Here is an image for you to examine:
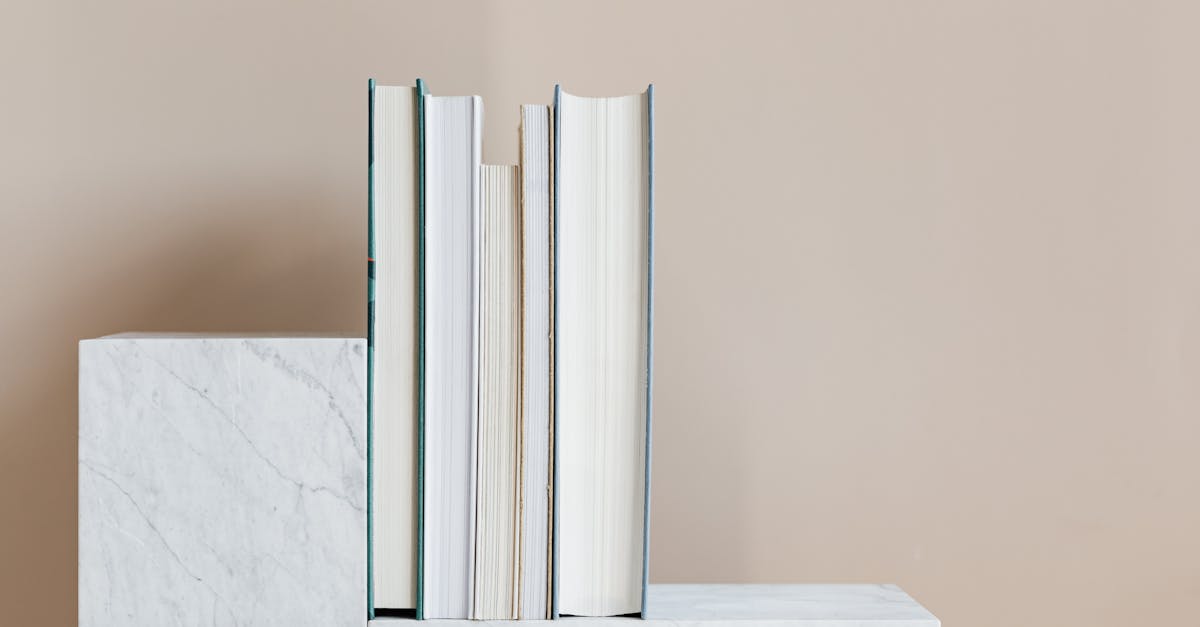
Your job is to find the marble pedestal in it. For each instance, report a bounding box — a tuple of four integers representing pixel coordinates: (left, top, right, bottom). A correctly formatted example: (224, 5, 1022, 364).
(79, 334, 367, 626)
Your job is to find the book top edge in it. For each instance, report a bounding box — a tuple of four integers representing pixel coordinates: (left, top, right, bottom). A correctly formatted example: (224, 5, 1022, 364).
(557, 85, 651, 102)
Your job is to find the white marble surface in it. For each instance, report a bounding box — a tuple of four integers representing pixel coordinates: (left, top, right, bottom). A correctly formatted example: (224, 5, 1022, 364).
(79, 335, 367, 626)
(371, 584, 938, 627)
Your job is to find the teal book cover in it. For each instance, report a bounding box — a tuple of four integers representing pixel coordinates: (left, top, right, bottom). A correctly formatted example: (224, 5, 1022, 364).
(414, 76, 428, 621)
(366, 77, 377, 620)
(642, 82, 655, 619)
(368, 78, 428, 620)
(551, 84, 560, 619)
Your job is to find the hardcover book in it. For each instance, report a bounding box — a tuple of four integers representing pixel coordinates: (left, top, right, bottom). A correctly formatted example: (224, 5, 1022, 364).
(368, 79, 422, 617)
(552, 85, 655, 618)
(422, 91, 484, 620)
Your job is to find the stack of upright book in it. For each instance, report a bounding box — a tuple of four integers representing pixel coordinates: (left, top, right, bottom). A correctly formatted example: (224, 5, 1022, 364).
(368, 79, 654, 620)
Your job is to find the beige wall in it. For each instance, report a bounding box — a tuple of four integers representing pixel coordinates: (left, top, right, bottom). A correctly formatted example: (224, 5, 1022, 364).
(4, 1, 1199, 625)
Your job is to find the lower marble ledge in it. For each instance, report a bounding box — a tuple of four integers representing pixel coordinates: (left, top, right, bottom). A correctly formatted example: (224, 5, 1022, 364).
(370, 584, 939, 627)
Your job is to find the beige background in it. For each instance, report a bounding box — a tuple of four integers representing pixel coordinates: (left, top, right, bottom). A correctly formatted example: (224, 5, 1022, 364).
(3, 1, 1199, 625)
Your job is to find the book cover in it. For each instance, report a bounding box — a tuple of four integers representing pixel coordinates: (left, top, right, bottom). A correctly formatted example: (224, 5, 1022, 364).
(414, 76, 428, 621)
(551, 85, 561, 620)
(367, 77, 377, 620)
(642, 82, 655, 618)
(368, 79, 425, 620)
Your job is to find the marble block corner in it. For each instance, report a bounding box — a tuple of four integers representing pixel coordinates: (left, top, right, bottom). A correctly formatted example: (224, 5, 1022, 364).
(79, 334, 367, 626)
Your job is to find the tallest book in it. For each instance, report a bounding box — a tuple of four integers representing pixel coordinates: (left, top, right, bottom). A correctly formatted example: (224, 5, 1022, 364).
(553, 85, 655, 618)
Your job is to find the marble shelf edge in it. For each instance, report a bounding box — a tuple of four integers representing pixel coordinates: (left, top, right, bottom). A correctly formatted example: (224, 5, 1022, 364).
(369, 584, 939, 627)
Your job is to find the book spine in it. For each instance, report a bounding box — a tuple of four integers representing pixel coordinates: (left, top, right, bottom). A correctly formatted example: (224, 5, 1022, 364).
(545, 101, 556, 621)
(366, 77, 376, 621)
(415, 77, 427, 621)
(641, 83, 655, 619)
(467, 94, 484, 619)
(550, 83, 562, 621)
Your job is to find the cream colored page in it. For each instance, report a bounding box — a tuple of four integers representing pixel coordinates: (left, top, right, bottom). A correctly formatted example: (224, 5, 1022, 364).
(556, 90, 650, 617)
(371, 85, 417, 609)
(473, 164, 521, 619)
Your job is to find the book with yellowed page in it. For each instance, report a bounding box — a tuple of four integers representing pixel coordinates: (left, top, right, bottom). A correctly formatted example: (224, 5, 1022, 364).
(472, 106, 556, 621)
(472, 164, 522, 620)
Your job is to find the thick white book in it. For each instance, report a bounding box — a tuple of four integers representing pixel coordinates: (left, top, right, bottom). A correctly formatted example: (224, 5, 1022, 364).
(518, 104, 553, 620)
(368, 81, 419, 613)
(422, 93, 483, 619)
(553, 85, 655, 618)
(473, 164, 522, 620)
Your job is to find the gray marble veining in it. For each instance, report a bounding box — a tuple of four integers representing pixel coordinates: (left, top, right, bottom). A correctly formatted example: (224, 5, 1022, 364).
(79, 335, 367, 627)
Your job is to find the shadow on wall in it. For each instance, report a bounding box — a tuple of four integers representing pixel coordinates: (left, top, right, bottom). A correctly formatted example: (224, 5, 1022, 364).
(0, 187, 363, 625)
(0, 108, 761, 624)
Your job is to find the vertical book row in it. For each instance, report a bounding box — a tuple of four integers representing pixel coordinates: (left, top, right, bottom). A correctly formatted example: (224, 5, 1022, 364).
(368, 80, 654, 620)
